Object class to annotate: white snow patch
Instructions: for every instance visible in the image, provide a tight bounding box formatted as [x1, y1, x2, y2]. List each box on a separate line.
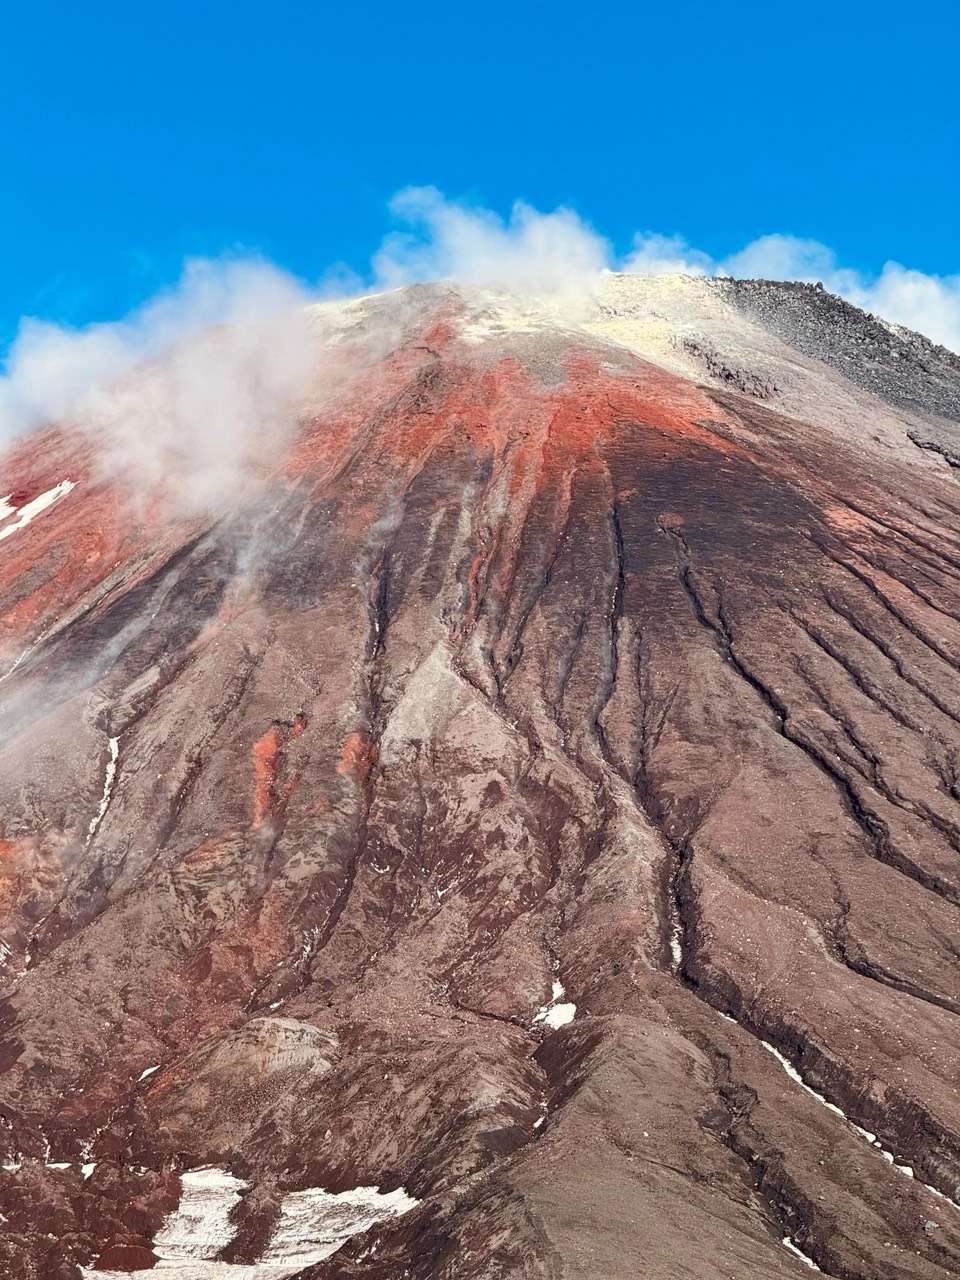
[0, 480, 75, 543]
[758, 1038, 847, 1120]
[298, 927, 319, 965]
[535, 1002, 576, 1029]
[666, 886, 683, 970]
[4, 1157, 96, 1178]
[138, 1064, 160, 1082]
[85, 1265, 302, 1278]
[153, 1167, 245, 1260]
[534, 977, 576, 1029]
[0, 495, 15, 521]
[782, 1236, 821, 1270]
[82, 1167, 418, 1277]
[87, 736, 119, 840]
[261, 1185, 418, 1266]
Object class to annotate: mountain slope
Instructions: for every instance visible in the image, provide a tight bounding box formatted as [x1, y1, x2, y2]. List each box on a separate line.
[1, 277, 960, 1279]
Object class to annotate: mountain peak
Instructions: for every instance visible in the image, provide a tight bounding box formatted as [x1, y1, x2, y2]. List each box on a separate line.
[2, 276, 960, 1278]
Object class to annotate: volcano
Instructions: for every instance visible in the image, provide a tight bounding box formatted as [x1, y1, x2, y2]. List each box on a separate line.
[2, 275, 960, 1279]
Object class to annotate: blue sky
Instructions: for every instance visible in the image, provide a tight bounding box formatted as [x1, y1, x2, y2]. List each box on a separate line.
[1, 0, 957, 350]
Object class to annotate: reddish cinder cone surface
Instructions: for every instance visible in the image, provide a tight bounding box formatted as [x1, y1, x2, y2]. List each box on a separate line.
[2, 277, 960, 1277]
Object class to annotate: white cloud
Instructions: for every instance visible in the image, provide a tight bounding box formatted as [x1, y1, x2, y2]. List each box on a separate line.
[0, 257, 318, 510]
[842, 261, 960, 353]
[372, 186, 611, 301]
[622, 232, 714, 278]
[719, 234, 850, 286]
[717, 236, 960, 351]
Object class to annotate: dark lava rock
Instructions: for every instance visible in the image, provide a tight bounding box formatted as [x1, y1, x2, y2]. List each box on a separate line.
[92, 1237, 158, 1271]
[712, 276, 960, 424]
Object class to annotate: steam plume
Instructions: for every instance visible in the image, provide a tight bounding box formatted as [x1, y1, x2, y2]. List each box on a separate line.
[0, 258, 315, 509]
[372, 186, 610, 300]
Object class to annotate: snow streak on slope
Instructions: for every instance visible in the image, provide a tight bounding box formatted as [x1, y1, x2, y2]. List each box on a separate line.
[0, 480, 75, 542]
[86, 1263, 300, 1278]
[87, 736, 119, 841]
[744, 1019, 960, 1212]
[782, 1235, 822, 1271]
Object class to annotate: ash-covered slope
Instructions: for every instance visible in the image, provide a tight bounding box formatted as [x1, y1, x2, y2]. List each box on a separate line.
[714, 277, 960, 423]
[713, 277, 960, 464]
[1, 277, 960, 1279]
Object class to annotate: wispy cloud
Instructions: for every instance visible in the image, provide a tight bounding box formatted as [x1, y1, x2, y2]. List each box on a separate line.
[620, 232, 715, 278]
[0, 257, 316, 509]
[841, 261, 960, 353]
[372, 186, 610, 300]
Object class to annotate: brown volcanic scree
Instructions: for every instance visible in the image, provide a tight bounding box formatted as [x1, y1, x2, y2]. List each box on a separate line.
[1, 276, 960, 1277]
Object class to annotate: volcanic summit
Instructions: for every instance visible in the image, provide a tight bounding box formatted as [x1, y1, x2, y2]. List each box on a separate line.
[2, 274, 960, 1279]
